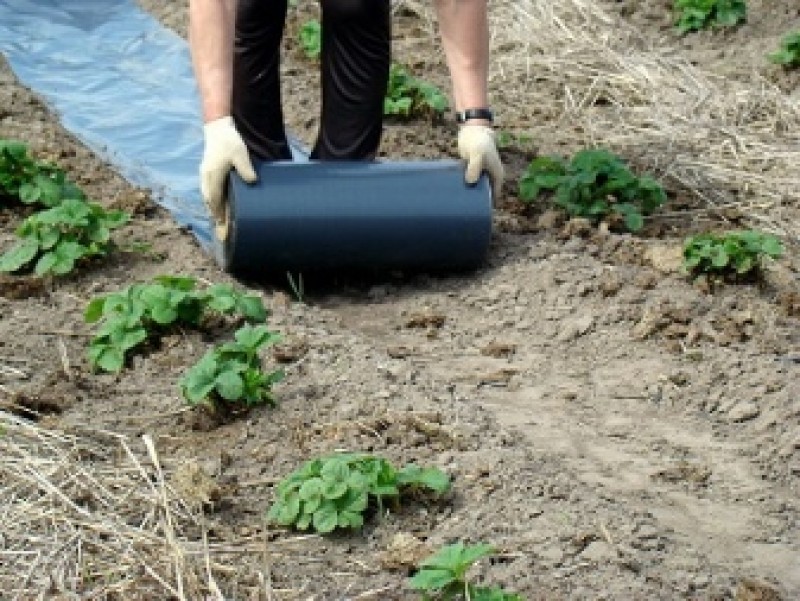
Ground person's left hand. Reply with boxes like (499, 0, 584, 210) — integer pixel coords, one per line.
(458, 124, 504, 202)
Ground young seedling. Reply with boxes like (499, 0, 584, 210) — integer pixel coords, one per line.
(518, 148, 666, 232)
(268, 453, 450, 534)
(298, 18, 321, 60)
(0, 139, 85, 207)
(673, 0, 746, 34)
(409, 542, 523, 601)
(682, 230, 783, 278)
(768, 31, 800, 68)
(496, 131, 535, 152)
(85, 276, 267, 372)
(180, 323, 283, 411)
(0, 198, 129, 276)
(384, 63, 449, 119)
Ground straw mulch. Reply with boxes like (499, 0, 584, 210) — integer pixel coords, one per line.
(401, 0, 800, 241)
(0, 412, 270, 600)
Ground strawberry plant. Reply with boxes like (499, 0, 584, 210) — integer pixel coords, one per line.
(768, 31, 800, 68)
(409, 543, 522, 601)
(299, 19, 321, 60)
(674, 0, 746, 34)
(180, 323, 283, 409)
(268, 453, 450, 534)
(0, 198, 129, 276)
(85, 276, 267, 372)
(519, 148, 666, 232)
(0, 139, 85, 207)
(683, 230, 783, 277)
(384, 64, 449, 118)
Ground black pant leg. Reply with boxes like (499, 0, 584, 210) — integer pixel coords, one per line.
(232, 0, 292, 161)
(313, 0, 391, 160)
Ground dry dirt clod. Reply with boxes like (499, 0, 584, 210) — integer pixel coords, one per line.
(480, 341, 517, 358)
(645, 243, 684, 274)
(379, 532, 432, 571)
(405, 311, 446, 329)
(735, 578, 785, 601)
(272, 338, 309, 363)
(0, 274, 47, 299)
(171, 460, 225, 509)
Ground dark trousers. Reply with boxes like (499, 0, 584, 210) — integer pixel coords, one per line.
(233, 0, 391, 161)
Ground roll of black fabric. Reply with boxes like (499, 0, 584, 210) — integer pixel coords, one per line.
(213, 160, 492, 275)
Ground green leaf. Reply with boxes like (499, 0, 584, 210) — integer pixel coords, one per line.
(622, 211, 644, 232)
(312, 503, 339, 534)
(408, 568, 456, 592)
(0, 238, 40, 272)
(398, 465, 451, 493)
(215, 370, 244, 400)
(236, 295, 268, 322)
(321, 479, 349, 500)
(298, 477, 324, 501)
(89, 345, 125, 373)
(84, 297, 107, 323)
(269, 492, 301, 526)
(337, 510, 364, 529)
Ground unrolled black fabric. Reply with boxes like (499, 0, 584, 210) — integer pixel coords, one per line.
(233, 0, 391, 162)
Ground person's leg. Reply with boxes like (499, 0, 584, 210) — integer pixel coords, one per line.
(313, 0, 391, 160)
(232, 0, 292, 161)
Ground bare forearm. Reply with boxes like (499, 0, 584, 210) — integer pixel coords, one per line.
(435, 0, 490, 113)
(189, 0, 236, 122)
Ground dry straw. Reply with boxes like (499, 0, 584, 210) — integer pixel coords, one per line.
(398, 0, 800, 242)
(0, 412, 271, 599)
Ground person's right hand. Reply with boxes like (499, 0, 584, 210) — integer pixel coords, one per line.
(200, 116, 257, 241)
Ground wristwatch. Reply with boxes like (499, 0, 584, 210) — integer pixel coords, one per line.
(455, 107, 494, 124)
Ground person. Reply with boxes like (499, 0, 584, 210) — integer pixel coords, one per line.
(189, 0, 503, 239)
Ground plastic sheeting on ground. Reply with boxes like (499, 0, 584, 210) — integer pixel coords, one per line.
(1, 0, 217, 246)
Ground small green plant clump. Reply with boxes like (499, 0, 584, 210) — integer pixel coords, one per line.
(0, 139, 85, 208)
(180, 323, 283, 410)
(85, 276, 267, 372)
(683, 230, 783, 277)
(268, 453, 450, 534)
(0, 198, 129, 276)
(768, 31, 800, 68)
(519, 148, 666, 232)
(384, 63, 449, 119)
(673, 0, 747, 34)
(409, 542, 523, 601)
(298, 18, 321, 59)
(496, 130, 535, 151)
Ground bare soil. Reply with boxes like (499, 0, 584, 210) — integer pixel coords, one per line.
(1, 1, 798, 599)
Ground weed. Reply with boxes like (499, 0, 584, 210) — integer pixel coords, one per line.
(683, 230, 783, 277)
(768, 31, 800, 67)
(0, 198, 129, 276)
(0, 139, 85, 207)
(674, 0, 746, 34)
(518, 148, 665, 232)
(409, 542, 522, 600)
(384, 64, 448, 119)
(180, 323, 283, 409)
(299, 19, 321, 60)
(85, 276, 267, 372)
(496, 131, 535, 151)
(268, 453, 450, 534)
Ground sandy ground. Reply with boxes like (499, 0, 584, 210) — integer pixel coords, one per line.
(1, 0, 799, 599)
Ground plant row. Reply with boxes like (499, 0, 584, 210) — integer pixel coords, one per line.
(670, 0, 800, 68)
(517, 147, 784, 280)
(0, 139, 129, 276)
(297, 19, 448, 119)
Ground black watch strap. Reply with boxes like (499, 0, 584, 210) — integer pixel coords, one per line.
(455, 107, 494, 124)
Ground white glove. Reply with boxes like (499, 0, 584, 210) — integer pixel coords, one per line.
(457, 124, 504, 202)
(200, 116, 257, 241)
